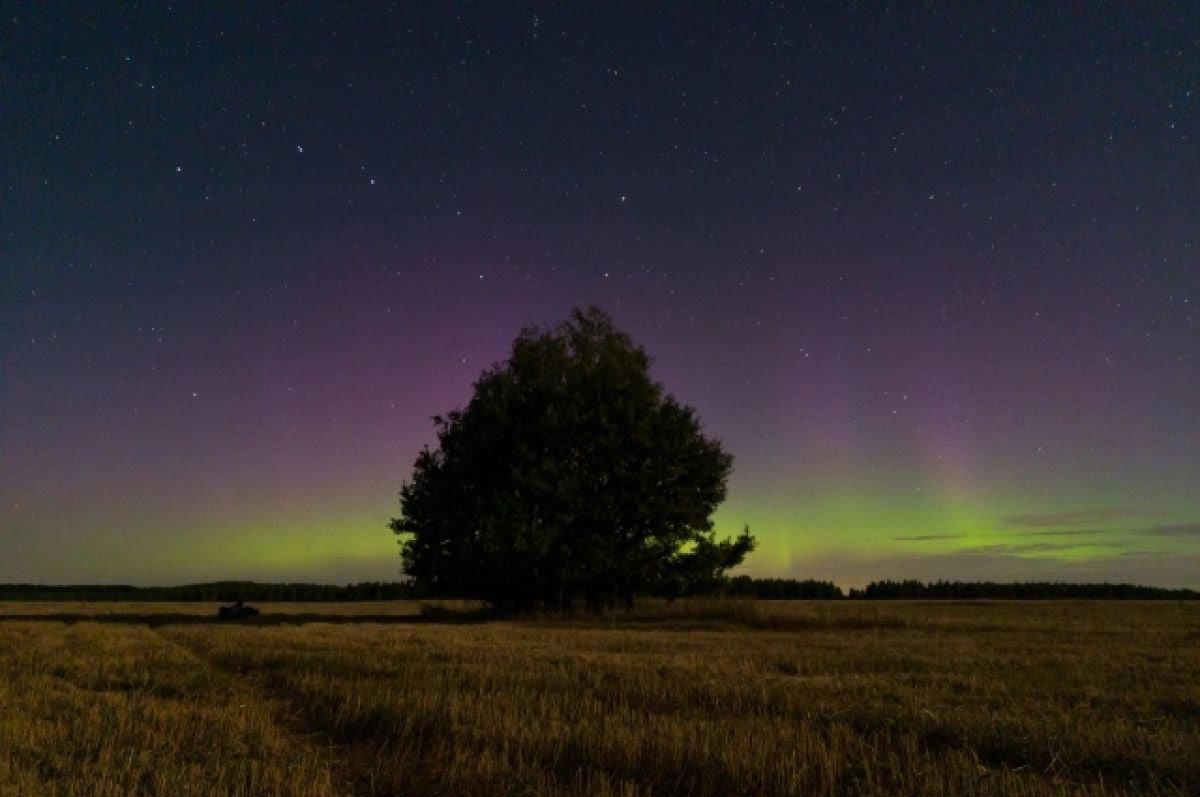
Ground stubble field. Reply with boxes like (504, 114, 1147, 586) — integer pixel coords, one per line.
(0, 600, 1196, 796)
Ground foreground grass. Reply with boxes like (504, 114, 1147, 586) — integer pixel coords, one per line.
(0, 601, 1196, 795)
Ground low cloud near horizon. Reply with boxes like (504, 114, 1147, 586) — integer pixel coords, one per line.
(891, 534, 966, 542)
(1140, 524, 1200, 537)
(1001, 509, 1158, 528)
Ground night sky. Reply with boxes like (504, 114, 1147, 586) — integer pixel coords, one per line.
(3, 4, 1197, 587)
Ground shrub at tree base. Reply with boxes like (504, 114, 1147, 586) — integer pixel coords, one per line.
(390, 307, 755, 611)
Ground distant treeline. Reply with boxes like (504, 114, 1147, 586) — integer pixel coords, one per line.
(847, 580, 1200, 600)
(0, 581, 419, 602)
(723, 576, 845, 599)
(0, 578, 1195, 602)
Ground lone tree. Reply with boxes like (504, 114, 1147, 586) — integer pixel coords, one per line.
(390, 307, 754, 610)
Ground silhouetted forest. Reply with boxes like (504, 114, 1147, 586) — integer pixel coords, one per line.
(0, 581, 419, 602)
(724, 576, 844, 599)
(2, 579, 1195, 602)
(848, 580, 1200, 600)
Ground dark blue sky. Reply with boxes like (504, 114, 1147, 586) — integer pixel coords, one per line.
(2, 3, 1197, 585)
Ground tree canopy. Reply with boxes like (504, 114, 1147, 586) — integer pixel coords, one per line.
(390, 307, 754, 610)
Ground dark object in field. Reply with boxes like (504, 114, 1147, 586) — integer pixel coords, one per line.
(217, 600, 260, 619)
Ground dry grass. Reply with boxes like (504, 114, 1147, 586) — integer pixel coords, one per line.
(1, 601, 1196, 796)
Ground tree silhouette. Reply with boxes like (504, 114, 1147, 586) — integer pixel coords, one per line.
(390, 307, 754, 610)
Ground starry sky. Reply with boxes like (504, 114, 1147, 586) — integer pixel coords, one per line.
(2, 4, 1197, 588)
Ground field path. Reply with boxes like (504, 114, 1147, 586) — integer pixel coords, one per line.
(153, 625, 381, 797)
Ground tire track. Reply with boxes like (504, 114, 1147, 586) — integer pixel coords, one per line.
(149, 626, 357, 797)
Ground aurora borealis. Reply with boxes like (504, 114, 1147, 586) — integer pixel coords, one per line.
(2, 5, 1197, 587)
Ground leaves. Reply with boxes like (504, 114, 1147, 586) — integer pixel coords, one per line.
(390, 307, 754, 610)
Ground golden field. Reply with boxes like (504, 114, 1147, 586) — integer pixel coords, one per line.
(0, 600, 1196, 796)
